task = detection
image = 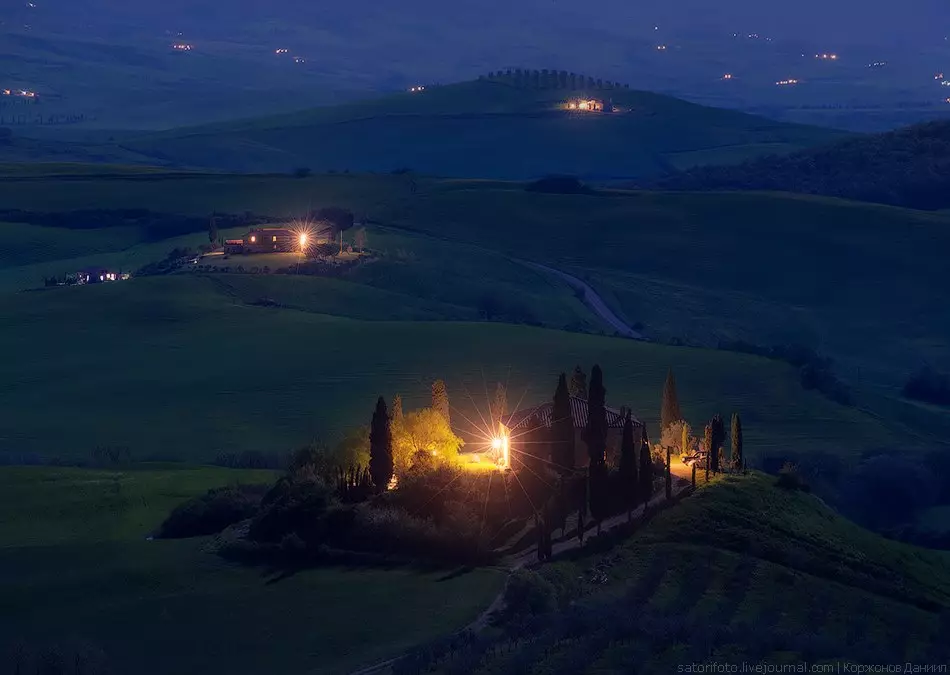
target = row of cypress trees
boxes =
[481,69,629,91]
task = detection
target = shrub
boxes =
[902,367,950,406]
[250,475,336,542]
[156,484,269,538]
[775,462,809,492]
[525,175,593,194]
[503,569,557,617]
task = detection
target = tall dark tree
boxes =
[710,414,726,473]
[577,476,587,544]
[584,365,608,466]
[516,415,551,509]
[208,215,219,249]
[369,397,393,492]
[490,382,508,428]
[431,379,450,427]
[588,462,610,534]
[665,446,673,500]
[639,426,653,506]
[551,373,575,474]
[619,412,639,521]
[569,365,588,399]
[661,369,683,434]
[731,413,744,473]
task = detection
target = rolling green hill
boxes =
[121,78,846,177]
[645,119,950,210]
[0,169,947,457]
[0,465,502,675]
[402,474,950,674]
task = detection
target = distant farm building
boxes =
[74,268,130,284]
[499,395,643,469]
[561,98,619,113]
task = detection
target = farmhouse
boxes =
[562,98,617,113]
[498,395,643,468]
[226,227,309,254]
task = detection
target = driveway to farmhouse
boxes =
[517,260,646,340]
[369,219,645,340]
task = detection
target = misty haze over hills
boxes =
[1,0,948,130]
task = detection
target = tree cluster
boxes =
[647,120,950,211]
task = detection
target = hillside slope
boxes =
[646,120,950,210]
[402,474,950,674]
[122,77,846,178]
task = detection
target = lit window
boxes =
[250,235,256,243]
[272,235,277,242]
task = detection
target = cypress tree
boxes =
[431,379,450,427]
[703,422,712,481]
[569,365,588,399]
[665,445,672,500]
[584,365,608,466]
[709,414,725,473]
[589,462,610,534]
[491,382,508,428]
[552,373,575,474]
[577,476,587,544]
[731,413,743,473]
[661,369,682,434]
[691,463,696,488]
[369,396,394,492]
[619,412,639,521]
[639,426,653,507]
[391,394,404,430]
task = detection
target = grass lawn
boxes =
[0,275,900,463]
[0,466,504,675]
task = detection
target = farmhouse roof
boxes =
[504,395,641,431]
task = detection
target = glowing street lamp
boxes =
[299,233,308,253]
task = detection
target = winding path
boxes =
[517,260,646,340]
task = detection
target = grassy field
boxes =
[0,465,503,675]
[409,474,950,673]
[0,170,947,456]
[0,274,903,463]
[120,79,844,177]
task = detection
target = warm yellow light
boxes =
[491,438,502,450]
[250,235,256,243]
[299,233,308,246]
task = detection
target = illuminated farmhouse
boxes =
[495,395,644,469]
[224,227,319,254]
[561,97,618,113]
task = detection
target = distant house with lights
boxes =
[562,98,618,113]
[498,395,643,469]
[224,227,305,254]
[74,268,130,284]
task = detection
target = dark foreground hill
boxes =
[645,120,950,210]
[120,75,845,178]
[399,474,950,674]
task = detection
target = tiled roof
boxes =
[505,395,641,431]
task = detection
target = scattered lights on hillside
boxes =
[935,73,945,80]
[275,48,289,55]
[2,88,36,98]
[868,61,887,69]
[293,56,306,64]
[171,43,193,51]
[722,73,734,80]
[408,85,426,92]
[815,53,838,60]
[776,79,799,86]
[656,45,668,51]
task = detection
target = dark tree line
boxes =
[480,69,630,91]
[645,120,950,211]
